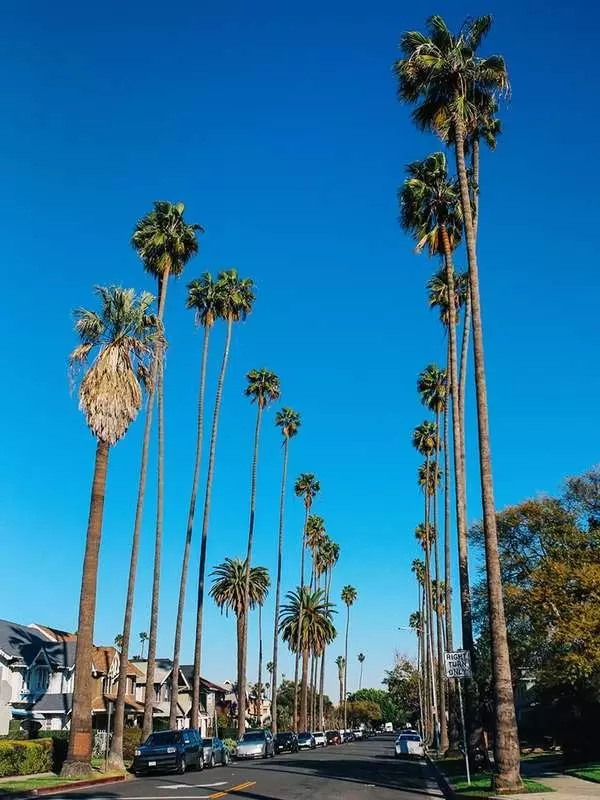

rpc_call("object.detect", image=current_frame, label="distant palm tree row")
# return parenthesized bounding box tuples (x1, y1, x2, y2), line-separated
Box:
(395, 14, 521, 792)
(62, 202, 360, 775)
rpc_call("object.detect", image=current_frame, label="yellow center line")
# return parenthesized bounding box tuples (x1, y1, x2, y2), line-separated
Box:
(209, 780, 256, 799)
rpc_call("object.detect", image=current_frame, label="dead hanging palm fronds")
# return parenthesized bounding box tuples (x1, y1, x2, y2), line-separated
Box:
(69, 286, 157, 445)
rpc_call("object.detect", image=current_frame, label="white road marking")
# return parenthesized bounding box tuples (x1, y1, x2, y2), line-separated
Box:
(155, 784, 226, 789)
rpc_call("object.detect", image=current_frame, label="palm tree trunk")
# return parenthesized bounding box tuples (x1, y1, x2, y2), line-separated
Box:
(443, 356, 460, 754)
(236, 613, 245, 735)
(142, 353, 165, 741)
(293, 506, 309, 731)
(169, 324, 211, 728)
(61, 439, 110, 777)
(343, 605, 350, 730)
(239, 403, 264, 737)
(453, 113, 521, 791)
(271, 437, 289, 736)
(300, 649, 309, 731)
(423, 471, 438, 749)
(257, 604, 263, 723)
(439, 226, 476, 664)
(109, 269, 169, 768)
(192, 317, 234, 728)
(433, 412, 448, 752)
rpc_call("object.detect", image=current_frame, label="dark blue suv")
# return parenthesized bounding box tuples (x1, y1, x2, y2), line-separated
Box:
(133, 729, 203, 775)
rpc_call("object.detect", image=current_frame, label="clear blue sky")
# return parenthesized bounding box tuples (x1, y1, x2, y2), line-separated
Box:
(1, 0, 598, 701)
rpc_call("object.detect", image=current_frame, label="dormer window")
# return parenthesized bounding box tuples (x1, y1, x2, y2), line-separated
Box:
(29, 665, 50, 695)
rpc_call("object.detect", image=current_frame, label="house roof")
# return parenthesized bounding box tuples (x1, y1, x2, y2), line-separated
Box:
(180, 666, 227, 694)
(92, 647, 143, 678)
(131, 658, 173, 685)
(92, 693, 145, 713)
(29, 624, 76, 643)
(0, 619, 76, 669)
(26, 693, 73, 714)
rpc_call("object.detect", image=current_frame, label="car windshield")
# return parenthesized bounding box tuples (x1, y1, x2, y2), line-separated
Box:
(145, 731, 181, 746)
(276, 733, 292, 740)
(241, 732, 265, 742)
(298, 732, 311, 739)
(398, 734, 421, 742)
(202, 738, 213, 746)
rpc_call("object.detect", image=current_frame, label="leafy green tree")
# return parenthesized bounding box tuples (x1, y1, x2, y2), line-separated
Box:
(346, 700, 382, 727)
(383, 655, 421, 729)
(64, 287, 156, 776)
(350, 688, 402, 728)
(191, 270, 255, 727)
(395, 17, 517, 788)
(271, 409, 301, 735)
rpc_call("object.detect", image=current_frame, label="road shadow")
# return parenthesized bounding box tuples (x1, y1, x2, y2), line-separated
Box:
(237, 753, 442, 796)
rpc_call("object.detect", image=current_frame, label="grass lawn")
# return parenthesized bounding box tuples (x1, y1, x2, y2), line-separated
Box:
(436, 756, 553, 796)
(566, 764, 600, 784)
(0, 769, 126, 795)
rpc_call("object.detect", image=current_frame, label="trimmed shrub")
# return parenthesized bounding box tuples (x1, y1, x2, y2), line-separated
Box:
(123, 728, 143, 761)
(0, 740, 53, 777)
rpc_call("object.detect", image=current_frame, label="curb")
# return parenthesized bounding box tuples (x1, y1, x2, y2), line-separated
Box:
(0, 774, 127, 798)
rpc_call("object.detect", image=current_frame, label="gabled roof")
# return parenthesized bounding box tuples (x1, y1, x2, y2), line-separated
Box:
(180, 666, 227, 694)
(92, 647, 143, 678)
(131, 658, 172, 685)
(28, 624, 76, 643)
(0, 619, 76, 669)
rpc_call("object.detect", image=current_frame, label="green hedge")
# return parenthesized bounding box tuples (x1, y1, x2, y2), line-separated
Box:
(123, 728, 143, 760)
(0, 740, 53, 777)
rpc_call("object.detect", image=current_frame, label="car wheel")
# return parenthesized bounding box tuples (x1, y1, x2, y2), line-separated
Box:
(198, 755, 204, 771)
(210, 754, 216, 768)
(177, 756, 186, 775)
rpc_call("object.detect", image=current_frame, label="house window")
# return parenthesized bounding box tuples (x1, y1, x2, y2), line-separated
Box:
(29, 667, 50, 694)
(155, 687, 160, 701)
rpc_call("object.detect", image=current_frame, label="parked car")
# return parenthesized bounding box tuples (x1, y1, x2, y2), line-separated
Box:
(353, 729, 364, 740)
(394, 732, 425, 759)
(133, 729, 203, 775)
(201, 737, 229, 767)
(312, 731, 327, 747)
(236, 730, 275, 759)
(274, 732, 299, 753)
(326, 730, 341, 745)
(342, 730, 355, 743)
(297, 731, 316, 750)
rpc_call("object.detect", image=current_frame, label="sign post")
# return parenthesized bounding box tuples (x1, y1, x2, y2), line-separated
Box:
(444, 650, 472, 786)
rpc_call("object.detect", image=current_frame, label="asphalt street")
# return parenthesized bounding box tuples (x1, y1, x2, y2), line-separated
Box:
(56, 736, 442, 800)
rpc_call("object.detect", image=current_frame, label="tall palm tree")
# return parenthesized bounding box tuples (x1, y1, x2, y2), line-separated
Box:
(357, 653, 365, 690)
(317, 538, 339, 729)
(168, 274, 219, 728)
(340, 585, 357, 729)
(280, 587, 336, 732)
(292, 474, 320, 729)
(417, 366, 448, 751)
(335, 655, 345, 713)
(305, 515, 326, 589)
(191, 270, 255, 728)
(210, 558, 269, 733)
(239, 368, 281, 736)
(63, 287, 156, 776)
(401, 156, 475, 729)
(409, 608, 425, 737)
(271, 408, 301, 735)
(395, 17, 520, 790)
(139, 631, 148, 659)
(108, 202, 202, 755)
(427, 267, 468, 654)
(256, 599, 265, 721)
(411, 558, 429, 738)
(266, 662, 274, 701)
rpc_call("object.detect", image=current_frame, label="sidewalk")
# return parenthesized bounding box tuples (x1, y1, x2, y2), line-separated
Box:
(515, 759, 600, 800)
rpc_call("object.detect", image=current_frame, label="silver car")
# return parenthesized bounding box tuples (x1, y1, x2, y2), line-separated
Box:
(236, 730, 275, 759)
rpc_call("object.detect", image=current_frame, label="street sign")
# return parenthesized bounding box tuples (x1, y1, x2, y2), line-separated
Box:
(444, 649, 472, 679)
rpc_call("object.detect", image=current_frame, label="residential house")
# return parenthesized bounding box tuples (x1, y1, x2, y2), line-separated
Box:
(91, 646, 145, 729)
(0, 618, 76, 733)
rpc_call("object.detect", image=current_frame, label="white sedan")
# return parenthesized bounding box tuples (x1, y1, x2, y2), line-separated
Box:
(394, 732, 425, 758)
(312, 731, 327, 747)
